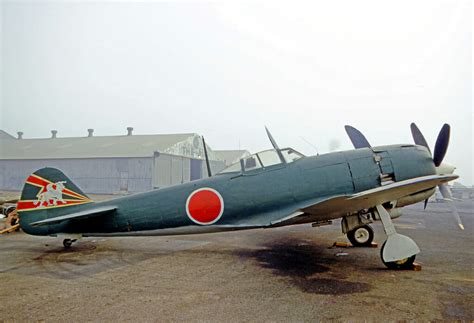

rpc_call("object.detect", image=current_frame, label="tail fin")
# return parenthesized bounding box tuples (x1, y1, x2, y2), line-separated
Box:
(17, 168, 93, 234)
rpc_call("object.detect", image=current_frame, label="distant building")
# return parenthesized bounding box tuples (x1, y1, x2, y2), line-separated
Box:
(0, 130, 15, 140)
(451, 182, 474, 200)
(213, 150, 250, 166)
(0, 128, 246, 194)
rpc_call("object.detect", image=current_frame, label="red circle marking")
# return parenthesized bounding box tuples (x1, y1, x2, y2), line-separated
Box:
(186, 188, 224, 225)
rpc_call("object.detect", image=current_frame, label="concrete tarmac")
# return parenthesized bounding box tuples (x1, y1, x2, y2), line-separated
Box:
(0, 200, 473, 321)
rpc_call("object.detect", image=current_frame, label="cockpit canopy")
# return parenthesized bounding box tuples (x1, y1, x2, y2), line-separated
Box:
(218, 148, 305, 174)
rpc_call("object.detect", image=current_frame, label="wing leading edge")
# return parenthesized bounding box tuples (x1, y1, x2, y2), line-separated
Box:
(270, 174, 458, 227)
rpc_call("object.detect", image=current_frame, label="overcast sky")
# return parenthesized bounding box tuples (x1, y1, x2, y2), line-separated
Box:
(1, 0, 472, 184)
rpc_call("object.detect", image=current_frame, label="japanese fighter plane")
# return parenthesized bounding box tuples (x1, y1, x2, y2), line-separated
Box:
(16, 123, 461, 269)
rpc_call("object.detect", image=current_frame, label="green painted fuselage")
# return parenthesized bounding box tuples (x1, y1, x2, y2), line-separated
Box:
(20, 144, 436, 237)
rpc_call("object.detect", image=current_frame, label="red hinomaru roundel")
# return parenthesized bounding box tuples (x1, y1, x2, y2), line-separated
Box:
(186, 188, 224, 225)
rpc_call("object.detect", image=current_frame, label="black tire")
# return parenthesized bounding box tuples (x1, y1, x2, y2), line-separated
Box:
(380, 241, 416, 270)
(63, 239, 73, 248)
(347, 225, 374, 247)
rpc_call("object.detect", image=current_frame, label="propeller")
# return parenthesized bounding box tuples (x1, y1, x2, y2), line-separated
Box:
(344, 125, 371, 149)
(410, 123, 431, 154)
(438, 184, 464, 230)
(411, 123, 451, 167)
(433, 124, 450, 167)
(410, 123, 463, 230)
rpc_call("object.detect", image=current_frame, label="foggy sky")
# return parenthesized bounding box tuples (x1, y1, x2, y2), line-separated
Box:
(1, 0, 472, 184)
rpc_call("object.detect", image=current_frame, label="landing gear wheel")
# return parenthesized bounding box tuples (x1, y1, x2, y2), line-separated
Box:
(63, 239, 76, 248)
(347, 225, 374, 247)
(380, 241, 416, 270)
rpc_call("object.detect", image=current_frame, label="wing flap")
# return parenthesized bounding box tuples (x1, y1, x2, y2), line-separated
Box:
(30, 205, 117, 227)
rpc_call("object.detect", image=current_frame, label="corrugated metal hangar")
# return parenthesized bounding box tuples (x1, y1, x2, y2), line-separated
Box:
(0, 128, 249, 194)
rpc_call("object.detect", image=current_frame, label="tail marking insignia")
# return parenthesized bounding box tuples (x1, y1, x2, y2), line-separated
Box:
(34, 181, 66, 207)
(17, 174, 92, 212)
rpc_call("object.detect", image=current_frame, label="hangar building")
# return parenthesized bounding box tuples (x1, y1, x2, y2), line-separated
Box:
(0, 128, 248, 194)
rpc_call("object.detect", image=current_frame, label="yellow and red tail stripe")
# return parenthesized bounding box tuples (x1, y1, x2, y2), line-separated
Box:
(17, 199, 93, 212)
(26, 174, 89, 200)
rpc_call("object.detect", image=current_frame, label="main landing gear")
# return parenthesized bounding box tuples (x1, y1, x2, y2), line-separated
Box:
(343, 206, 419, 269)
(347, 224, 374, 247)
(380, 241, 416, 269)
(375, 205, 419, 269)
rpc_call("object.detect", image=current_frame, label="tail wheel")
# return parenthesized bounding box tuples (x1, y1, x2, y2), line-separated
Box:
(347, 224, 374, 247)
(380, 241, 416, 270)
(63, 239, 76, 248)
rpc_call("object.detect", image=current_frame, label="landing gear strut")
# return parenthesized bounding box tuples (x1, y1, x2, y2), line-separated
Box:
(63, 239, 77, 248)
(375, 205, 419, 269)
(347, 224, 374, 247)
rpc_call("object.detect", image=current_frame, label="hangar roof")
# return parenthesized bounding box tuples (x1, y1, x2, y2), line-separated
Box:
(0, 130, 15, 140)
(0, 133, 202, 159)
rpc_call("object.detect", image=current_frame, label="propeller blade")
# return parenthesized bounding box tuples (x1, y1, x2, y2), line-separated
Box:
(438, 183, 464, 230)
(445, 199, 464, 230)
(438, 183, 452, 199)
(410, 123, 431, 154)
(344, 125, 371, 149)
(423, 199, 428, 210)
(433, 124, 450, 167)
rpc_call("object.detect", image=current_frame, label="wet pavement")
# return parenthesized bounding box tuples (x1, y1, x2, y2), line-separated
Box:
(0, 200, 472, 321)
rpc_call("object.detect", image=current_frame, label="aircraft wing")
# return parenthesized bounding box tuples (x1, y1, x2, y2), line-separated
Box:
(30, 205, 117, 227)
(269, 174, 457, 227)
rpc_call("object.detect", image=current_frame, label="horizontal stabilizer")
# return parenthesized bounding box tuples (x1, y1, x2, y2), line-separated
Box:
(30, 205, 117, 227)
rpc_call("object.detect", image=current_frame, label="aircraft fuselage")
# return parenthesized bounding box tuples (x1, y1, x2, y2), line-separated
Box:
(20, 144, 435, 237)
